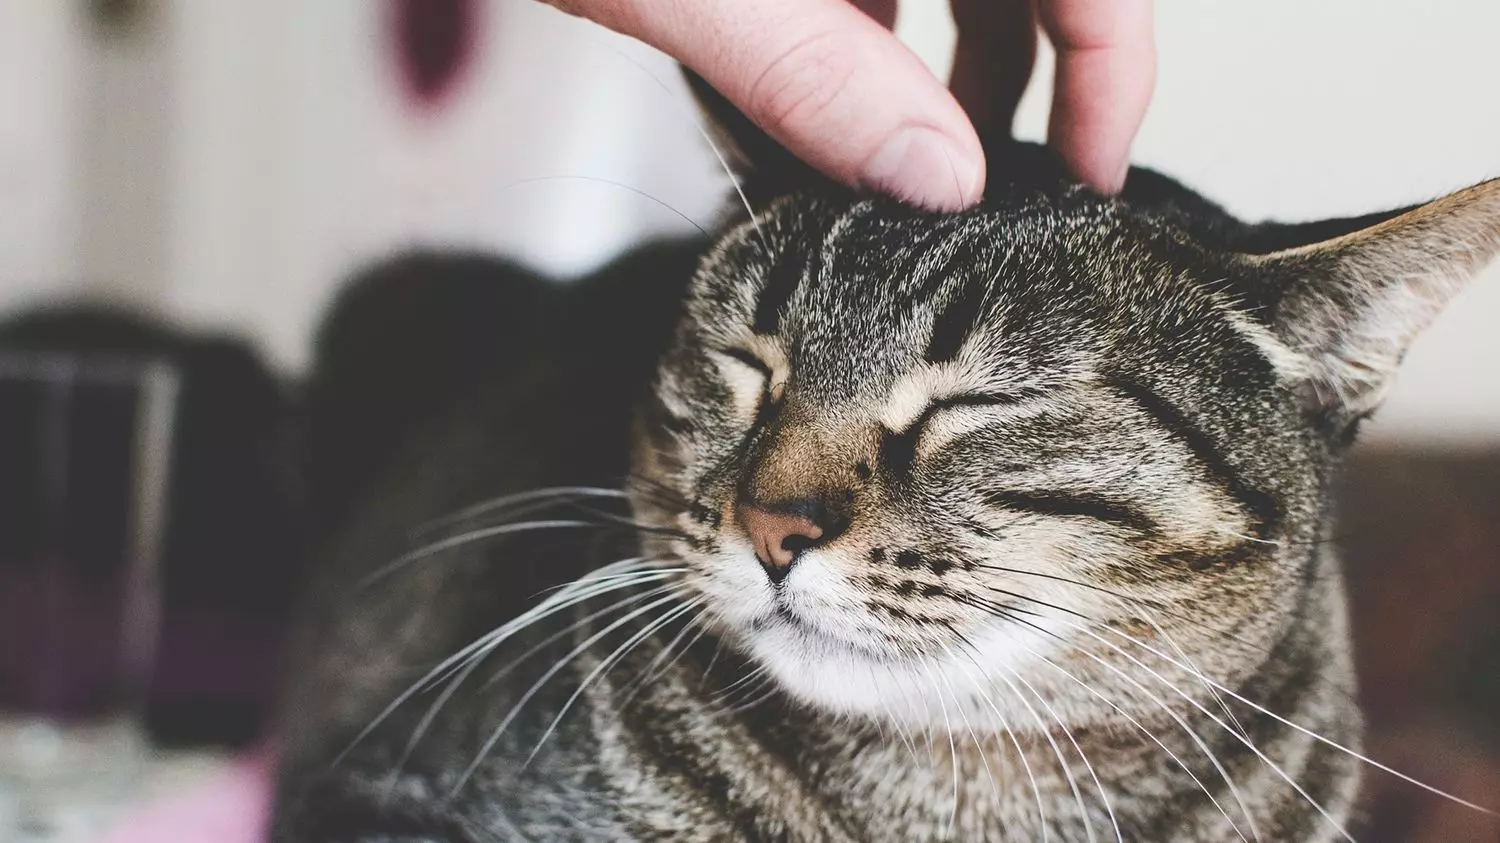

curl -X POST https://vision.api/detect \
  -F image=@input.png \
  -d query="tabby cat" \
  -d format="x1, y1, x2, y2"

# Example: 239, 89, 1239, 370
272, 77, 1500, 841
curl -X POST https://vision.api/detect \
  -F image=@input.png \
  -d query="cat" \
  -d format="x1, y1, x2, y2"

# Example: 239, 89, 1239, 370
271, 75, 1500, 842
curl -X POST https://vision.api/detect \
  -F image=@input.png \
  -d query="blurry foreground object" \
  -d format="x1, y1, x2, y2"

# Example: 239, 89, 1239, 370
0, 306, 300, 841
0, 347, 176, 840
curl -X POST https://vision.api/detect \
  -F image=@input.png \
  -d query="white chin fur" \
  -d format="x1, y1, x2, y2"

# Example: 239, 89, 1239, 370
742, 619, 1063, 732
702, 541, 1065, 732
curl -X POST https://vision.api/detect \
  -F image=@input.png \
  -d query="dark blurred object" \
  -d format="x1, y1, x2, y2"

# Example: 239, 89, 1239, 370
0, 347, 175, 838
390, 0, 480, 111
0, 306, 302, 748
0, 351, 171, 723
303, 252, 549, 538
88, 0, 144, 32
1341, 448, 1500, 842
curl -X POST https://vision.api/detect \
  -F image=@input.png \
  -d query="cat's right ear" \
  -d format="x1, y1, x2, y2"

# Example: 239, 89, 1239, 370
682, 69, 836, 208
1244, 178, 1500, 431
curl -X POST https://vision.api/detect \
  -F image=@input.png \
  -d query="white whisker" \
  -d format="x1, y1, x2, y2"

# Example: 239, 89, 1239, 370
364, 519, 606, 585
1097, 622, 1500, 819
986, 657, 1097, 843
451, 590, 690, 796
477, 580, 685, 692
1063, 620, 1349, 841
920, 659, 963, 836
416, 486, 629, 538
335, 558, 669, 767
1005, 662, 1122, 843
1016, 641, 1254, 843
944, 644, 1048, 842
523, 596, 705, 769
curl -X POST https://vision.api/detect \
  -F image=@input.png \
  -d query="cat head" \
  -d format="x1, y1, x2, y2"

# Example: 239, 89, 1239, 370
629, 74, 1500, 728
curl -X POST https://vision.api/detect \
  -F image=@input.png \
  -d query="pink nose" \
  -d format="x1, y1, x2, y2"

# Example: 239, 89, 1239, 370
738, 505, 824, 584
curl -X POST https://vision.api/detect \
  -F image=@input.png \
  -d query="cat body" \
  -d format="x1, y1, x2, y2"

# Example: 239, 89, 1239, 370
273, 126, 1499, 842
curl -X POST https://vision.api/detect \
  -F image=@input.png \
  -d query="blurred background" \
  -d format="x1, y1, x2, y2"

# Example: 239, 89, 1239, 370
0, 1, 1495, 841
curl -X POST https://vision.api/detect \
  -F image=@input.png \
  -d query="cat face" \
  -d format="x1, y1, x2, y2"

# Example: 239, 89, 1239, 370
628, 163, 1500, 729
630, 76, 1500, 731
632, 189, 1309, 727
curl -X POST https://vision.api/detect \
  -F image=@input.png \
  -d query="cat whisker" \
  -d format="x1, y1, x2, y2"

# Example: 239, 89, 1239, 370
451, 589, 693, 796
978, 585, 1083, 620
710, 663, 769, 704
367, 516, 689, 586
532, 564, 690, 597
919, 659, 963, 836
971, 562, 1279, 660
616, 607, 711, 709
1136, 608, 1251, 741
522, 595, 706, 771
994, 565, 1253, 745
1058, 618, 1350, 841
411, 567, 680, 700
942, 643, 1049, 843
421, 566, 679, 693
1094, 621, 1500, 819
869, 663, 924, 769
564, 502, 692, 539
364, 519, 605, 585
979, 604, 1258, 840
498, 175, 710, 237
936, 652, 1004, 826
725, 679, 782, 715
337, 557, 669, 767
699, 635, 727, 686
1212, 525, 1282, 547
1004, 660, 1121, 843
575, 34, 767, 251
1014, 639, 1255, 843
416, 486, 630, 538
985, 655, 1099, 843
477, 581, 687, 693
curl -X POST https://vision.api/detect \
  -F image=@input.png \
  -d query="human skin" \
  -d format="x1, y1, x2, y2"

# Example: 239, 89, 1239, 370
541, 0, 1156, 211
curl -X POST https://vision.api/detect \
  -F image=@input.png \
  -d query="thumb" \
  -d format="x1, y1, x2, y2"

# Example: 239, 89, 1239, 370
560, 0, 986, 212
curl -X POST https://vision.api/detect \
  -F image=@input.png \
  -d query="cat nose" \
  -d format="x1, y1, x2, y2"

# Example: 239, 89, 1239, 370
738, 500, 832, 585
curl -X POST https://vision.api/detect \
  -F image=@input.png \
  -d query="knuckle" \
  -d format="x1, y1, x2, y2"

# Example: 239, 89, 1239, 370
744, 31, 861, 131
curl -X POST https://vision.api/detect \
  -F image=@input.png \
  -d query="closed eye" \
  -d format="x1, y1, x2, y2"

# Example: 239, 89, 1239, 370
909, 390, 1040, 436
718, 347, 772, 378
882, 390, 1039, 474
712, 347, 778, 424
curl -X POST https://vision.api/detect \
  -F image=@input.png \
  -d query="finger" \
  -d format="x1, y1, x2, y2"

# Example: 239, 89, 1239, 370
948, 0, 1037, 139
550, 0, 986, 211
1037, 0, 1155, 194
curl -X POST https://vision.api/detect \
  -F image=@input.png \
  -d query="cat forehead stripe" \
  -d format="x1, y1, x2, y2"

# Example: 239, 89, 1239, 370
751, 249, 807, 335
925, 266, 990, 364
1109, 373, 1281, 539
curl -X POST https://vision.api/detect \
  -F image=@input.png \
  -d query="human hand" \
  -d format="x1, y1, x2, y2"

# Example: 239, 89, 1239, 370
544, 0, 1155, 211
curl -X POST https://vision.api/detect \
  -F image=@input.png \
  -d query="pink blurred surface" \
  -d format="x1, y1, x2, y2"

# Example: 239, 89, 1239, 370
100, 750, 272, 843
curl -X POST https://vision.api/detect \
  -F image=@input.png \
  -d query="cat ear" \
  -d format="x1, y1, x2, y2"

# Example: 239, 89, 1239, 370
680, 68, 833, 207
1246, 178, 1500, 425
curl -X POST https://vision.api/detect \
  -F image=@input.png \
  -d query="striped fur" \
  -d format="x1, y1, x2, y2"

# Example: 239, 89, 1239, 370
273, 145, 1500, 842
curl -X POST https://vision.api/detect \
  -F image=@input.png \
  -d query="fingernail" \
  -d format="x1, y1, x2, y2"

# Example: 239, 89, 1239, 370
861, 127, 984, 212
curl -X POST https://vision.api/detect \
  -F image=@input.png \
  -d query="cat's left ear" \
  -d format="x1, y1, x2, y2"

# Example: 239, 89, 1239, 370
1246, 178, 1500, 427
680, 69, 836, 208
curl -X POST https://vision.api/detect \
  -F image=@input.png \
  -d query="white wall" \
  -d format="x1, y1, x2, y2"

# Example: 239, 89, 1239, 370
0, 1, 86, 304
1, 0, 1497, 445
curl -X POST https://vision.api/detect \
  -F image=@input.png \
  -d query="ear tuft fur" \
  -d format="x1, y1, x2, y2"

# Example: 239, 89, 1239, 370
1247, 178, 1500, 425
